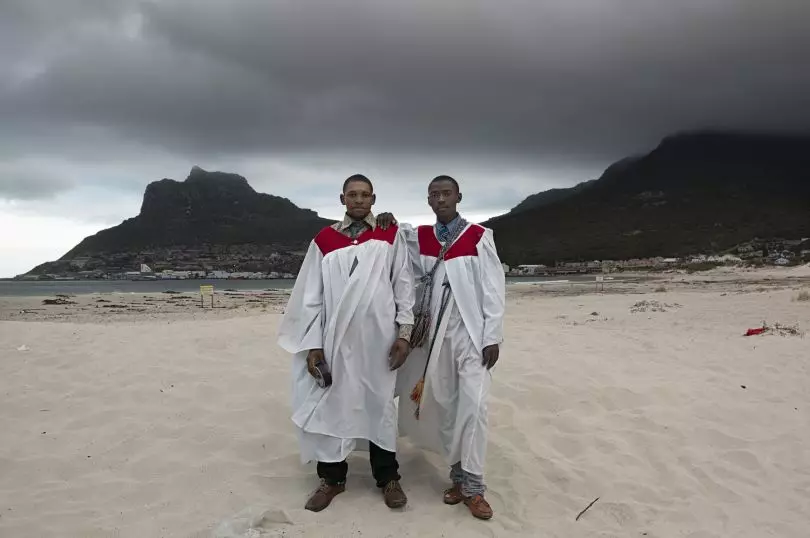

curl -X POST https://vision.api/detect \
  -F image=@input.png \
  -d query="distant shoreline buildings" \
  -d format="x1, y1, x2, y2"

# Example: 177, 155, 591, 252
15, 236, 810, 282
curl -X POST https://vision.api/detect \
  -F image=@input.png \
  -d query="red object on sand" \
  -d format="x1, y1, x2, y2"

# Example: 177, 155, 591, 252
744, 328, 767, 336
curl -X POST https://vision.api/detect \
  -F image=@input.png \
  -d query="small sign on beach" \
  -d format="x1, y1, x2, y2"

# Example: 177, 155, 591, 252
200, 284, 214, 308
595, 275, 604, 292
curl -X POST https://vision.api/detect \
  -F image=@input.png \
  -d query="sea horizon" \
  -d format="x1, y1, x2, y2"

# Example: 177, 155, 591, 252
0, 275, 617, 297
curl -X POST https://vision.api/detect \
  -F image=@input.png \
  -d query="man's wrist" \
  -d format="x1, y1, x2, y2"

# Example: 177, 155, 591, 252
397, 323, 413, 342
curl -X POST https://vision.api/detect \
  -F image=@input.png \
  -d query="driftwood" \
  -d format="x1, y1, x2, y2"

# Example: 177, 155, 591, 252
575, 497, 600, 521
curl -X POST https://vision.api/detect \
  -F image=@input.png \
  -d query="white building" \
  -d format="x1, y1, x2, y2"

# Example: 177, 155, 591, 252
515, 264, 547, 275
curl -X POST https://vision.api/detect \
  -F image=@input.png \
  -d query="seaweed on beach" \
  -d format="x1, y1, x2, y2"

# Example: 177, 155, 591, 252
630, 300, 682, 313
43, 297, 76, 306
764, 321, 803, 337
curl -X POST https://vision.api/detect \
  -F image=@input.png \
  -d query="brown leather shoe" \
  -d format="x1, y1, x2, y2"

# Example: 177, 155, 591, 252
305, 480, 345, 512
382, 480, 407, 508
464, 494, 493, 520
443, 483, 464, 505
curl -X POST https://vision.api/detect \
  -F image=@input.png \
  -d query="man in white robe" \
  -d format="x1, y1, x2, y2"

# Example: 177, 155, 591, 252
278, 174, 415, 512
394, 175, 505, 520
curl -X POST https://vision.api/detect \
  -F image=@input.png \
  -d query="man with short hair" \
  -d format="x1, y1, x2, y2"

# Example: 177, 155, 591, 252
395, 175, 505, 520
278, 174, 414, 512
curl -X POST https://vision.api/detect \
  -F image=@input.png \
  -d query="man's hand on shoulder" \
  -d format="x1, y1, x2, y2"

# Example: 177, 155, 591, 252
377, 212, 398, 230
389, 338, 410, 370
306, 349, 325, 378
482, 344, 499, 370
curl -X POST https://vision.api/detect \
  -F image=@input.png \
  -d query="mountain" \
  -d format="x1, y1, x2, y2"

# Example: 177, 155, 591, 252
509, 179, 597, 214
28, 167, 332, 275
485, 131, 810, 265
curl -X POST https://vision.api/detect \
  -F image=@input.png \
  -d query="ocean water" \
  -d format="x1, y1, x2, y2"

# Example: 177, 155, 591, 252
0, 279, 295, 297
0, 275, 607, 297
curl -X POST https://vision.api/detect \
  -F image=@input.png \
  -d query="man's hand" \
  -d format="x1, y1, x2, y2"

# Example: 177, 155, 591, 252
377, 212, 398, 230
482, 344, 499, 370
306, 349, 325, 378
389, 338, 410, 370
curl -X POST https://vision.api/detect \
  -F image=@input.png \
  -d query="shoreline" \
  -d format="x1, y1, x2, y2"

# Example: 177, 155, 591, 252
1, 266, 808, 324
0, 274, 645, 298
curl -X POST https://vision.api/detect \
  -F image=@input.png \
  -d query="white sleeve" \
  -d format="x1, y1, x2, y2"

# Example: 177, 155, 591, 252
398, 223, 424, 282
277, 240, 325, 354
478, 228, 506, 348
391, 228, 415, 328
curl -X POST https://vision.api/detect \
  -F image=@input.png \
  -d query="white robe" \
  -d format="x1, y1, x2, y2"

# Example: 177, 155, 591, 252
395, 222, 505, 476
278, 224, 414, 463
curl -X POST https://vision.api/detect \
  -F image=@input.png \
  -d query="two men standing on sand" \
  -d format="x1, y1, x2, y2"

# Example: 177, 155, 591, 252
277, 174, 505, 520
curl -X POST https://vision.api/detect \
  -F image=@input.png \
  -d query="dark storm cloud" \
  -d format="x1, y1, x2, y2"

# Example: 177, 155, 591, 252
1, 0, 810, 203
0, 162, 75, 200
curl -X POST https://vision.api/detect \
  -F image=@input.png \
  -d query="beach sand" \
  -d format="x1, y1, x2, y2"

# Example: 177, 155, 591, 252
1, 270, 809, 537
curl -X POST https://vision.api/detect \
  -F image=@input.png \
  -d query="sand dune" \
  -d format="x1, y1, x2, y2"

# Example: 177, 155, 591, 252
1, 276, 809, 537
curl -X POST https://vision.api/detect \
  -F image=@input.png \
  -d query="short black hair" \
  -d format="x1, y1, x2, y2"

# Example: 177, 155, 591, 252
343, 174, 373, 193
429, 175, 459, 192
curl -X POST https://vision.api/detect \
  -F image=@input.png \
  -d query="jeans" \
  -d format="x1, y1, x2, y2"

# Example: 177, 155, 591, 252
317, 443, 401, 488
450, 461, 486, 496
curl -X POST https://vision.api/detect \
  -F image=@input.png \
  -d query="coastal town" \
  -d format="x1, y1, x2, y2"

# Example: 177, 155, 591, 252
14, 237, 810, 281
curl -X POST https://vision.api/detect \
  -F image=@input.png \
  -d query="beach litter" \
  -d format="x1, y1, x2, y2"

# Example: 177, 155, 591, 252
17, 345, 30, 352
744, 322, 802, 337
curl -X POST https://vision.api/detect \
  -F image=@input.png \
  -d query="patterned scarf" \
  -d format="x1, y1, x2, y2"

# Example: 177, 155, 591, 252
345, 220, 368, 239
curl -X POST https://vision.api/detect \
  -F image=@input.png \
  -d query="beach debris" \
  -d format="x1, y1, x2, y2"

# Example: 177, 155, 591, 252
575, 497, 600, 521
769, 322, 802, 337
17, 345, 30, 352
630, 300, 681, 313
42, 297, 76, 306
744, 321, 802, 337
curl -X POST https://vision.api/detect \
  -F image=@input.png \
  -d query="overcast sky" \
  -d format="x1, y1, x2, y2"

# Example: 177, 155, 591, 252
2, 0, 809, 277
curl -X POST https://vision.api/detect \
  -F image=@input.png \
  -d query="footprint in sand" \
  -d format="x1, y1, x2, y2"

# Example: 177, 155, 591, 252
211, 507, 294, 538
720, 449, 763, 472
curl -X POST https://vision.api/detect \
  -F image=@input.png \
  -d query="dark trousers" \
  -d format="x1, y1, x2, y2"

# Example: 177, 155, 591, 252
317, 443, 400, 488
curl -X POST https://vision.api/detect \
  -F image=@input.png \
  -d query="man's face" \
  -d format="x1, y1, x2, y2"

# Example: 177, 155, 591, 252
341, 180, 375, 219
428, 179, 460, 220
